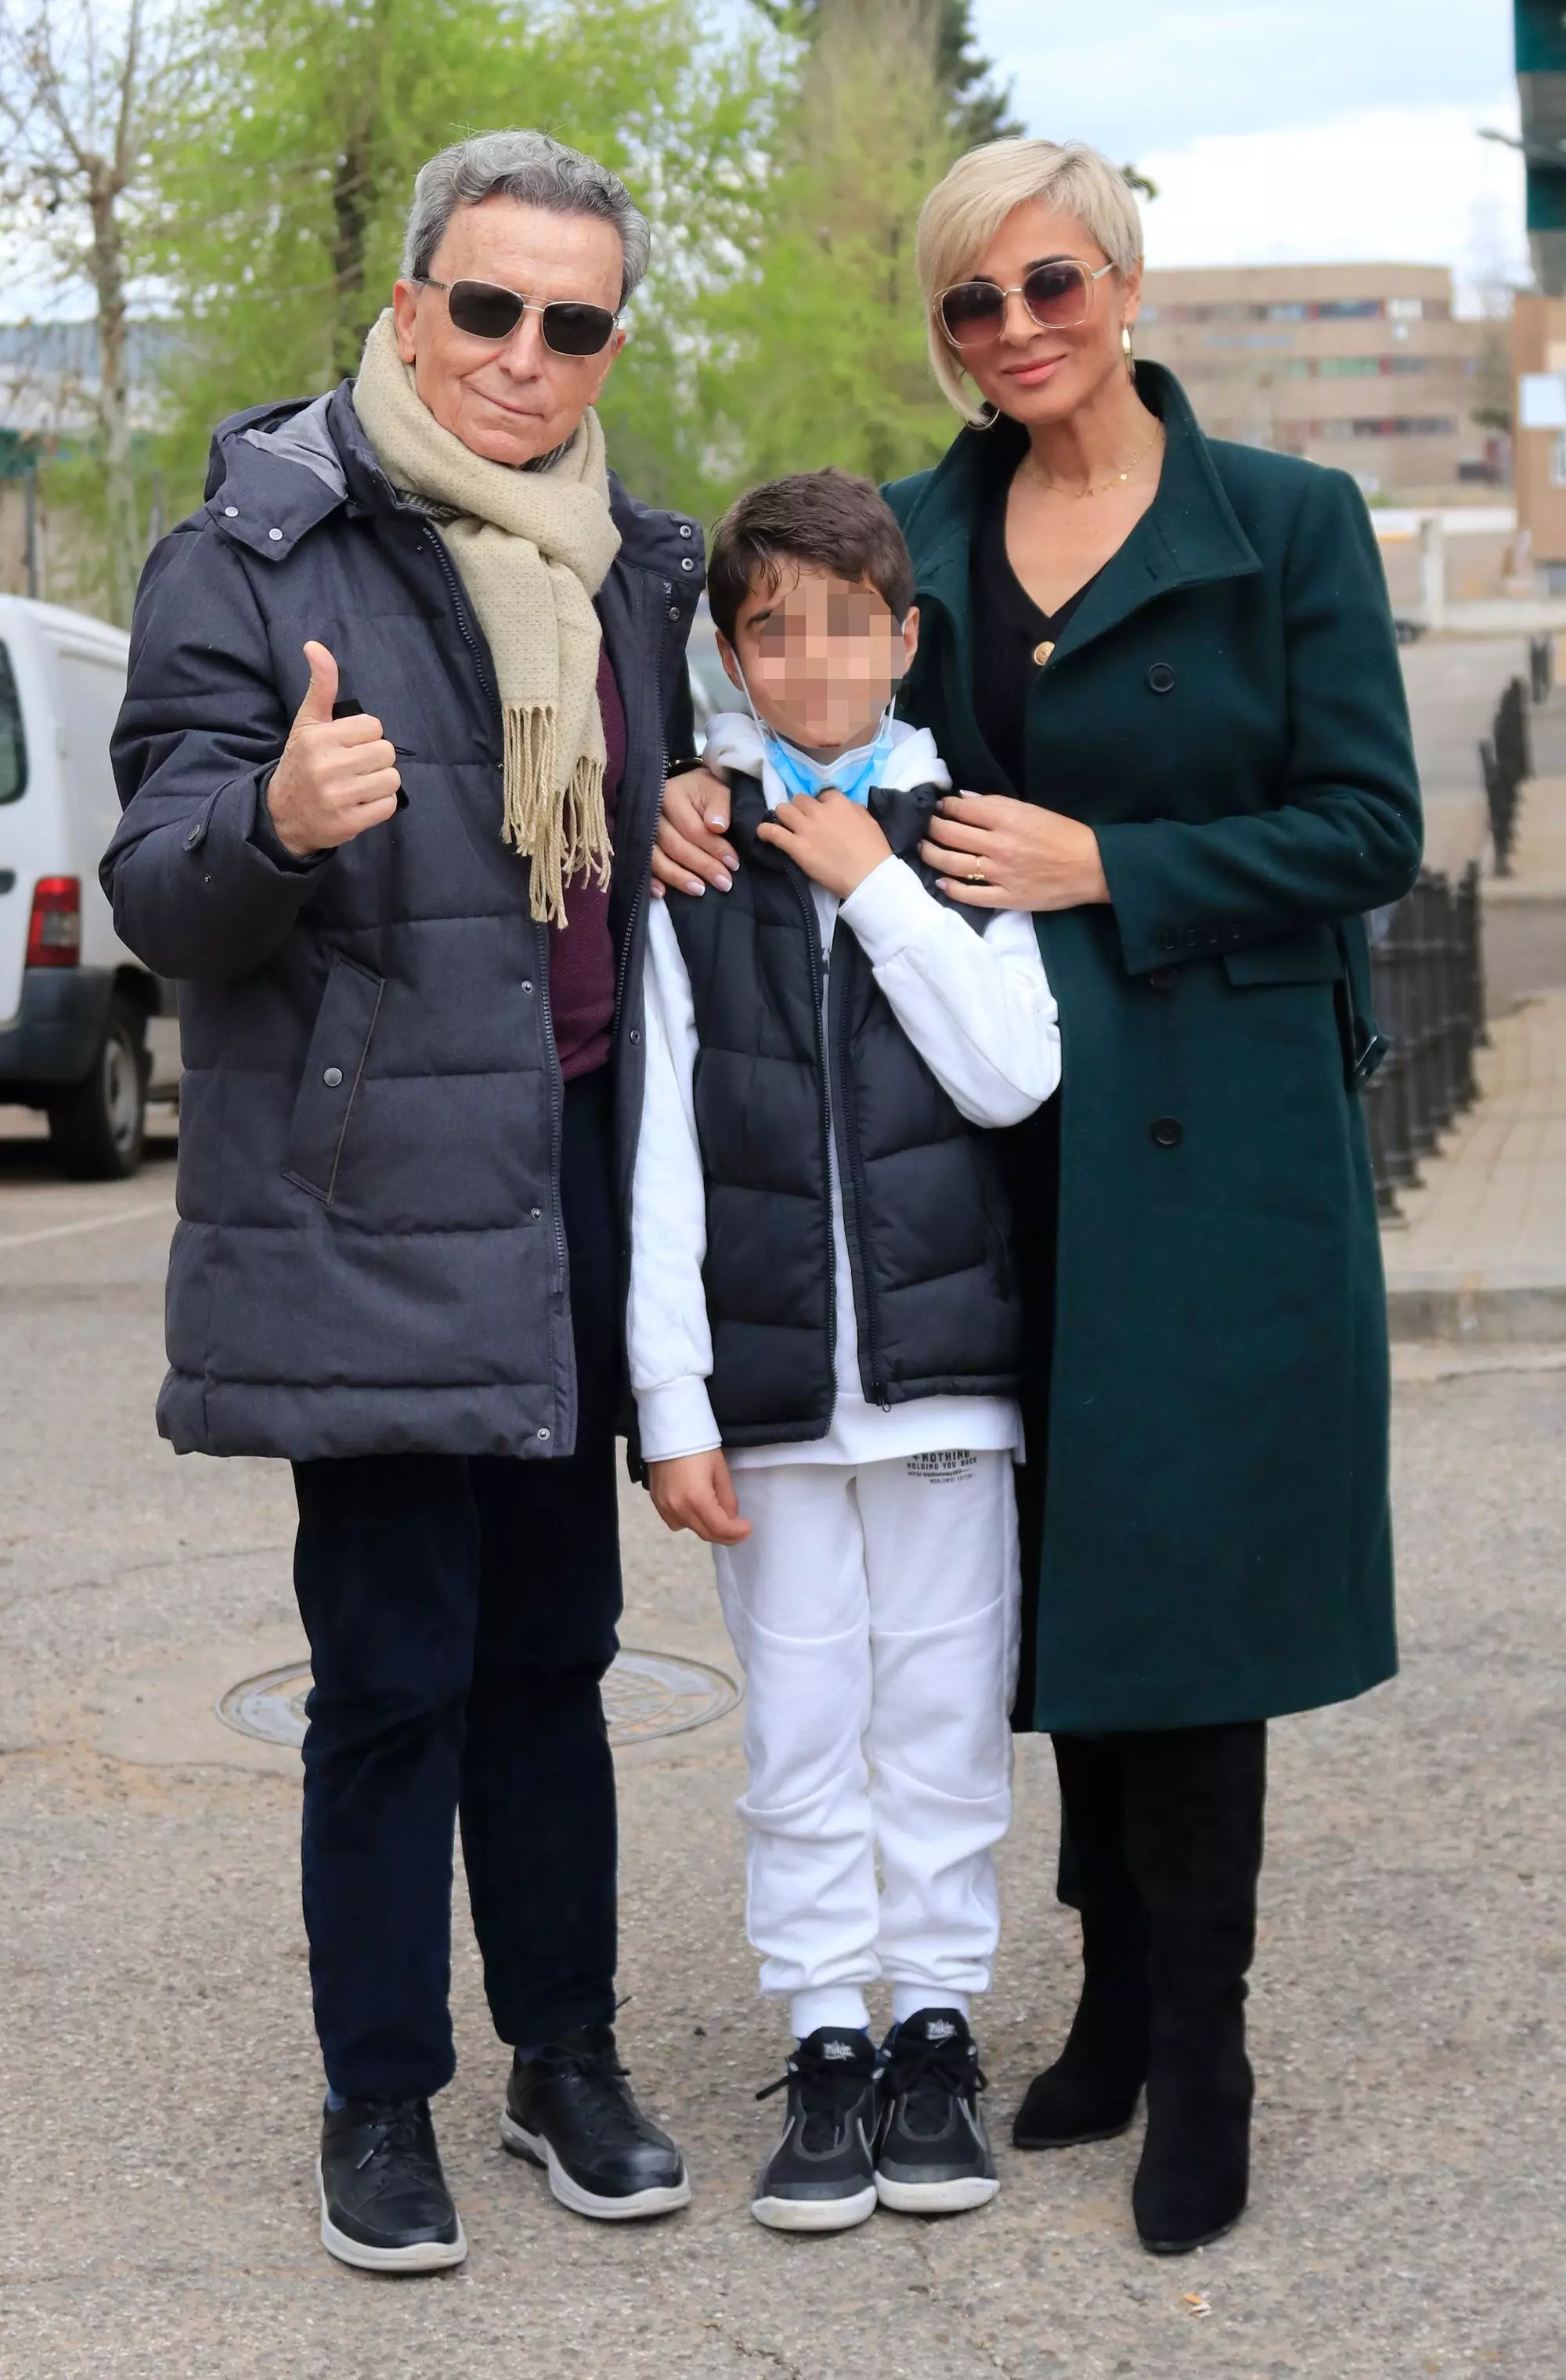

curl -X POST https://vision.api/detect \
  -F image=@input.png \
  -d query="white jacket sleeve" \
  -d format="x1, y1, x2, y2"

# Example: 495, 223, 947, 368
626, 901, 723, 1462
836, 857, 1060, 1127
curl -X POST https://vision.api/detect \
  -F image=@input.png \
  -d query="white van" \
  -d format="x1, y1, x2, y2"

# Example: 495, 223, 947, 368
0, 595, 178, 1177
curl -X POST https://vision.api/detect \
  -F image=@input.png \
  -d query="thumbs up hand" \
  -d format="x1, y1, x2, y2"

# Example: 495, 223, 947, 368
265, 642, 402, 857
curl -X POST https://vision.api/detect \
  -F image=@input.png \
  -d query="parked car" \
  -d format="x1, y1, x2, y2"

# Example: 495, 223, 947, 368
0, 595, 179, 1178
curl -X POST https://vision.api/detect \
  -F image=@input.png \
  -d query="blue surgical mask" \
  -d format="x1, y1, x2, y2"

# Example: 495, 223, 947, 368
736, 665, 897, 807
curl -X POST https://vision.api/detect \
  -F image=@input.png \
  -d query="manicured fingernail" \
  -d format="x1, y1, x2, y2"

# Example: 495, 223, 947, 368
686, 878, 704, 896
716, 871, 733, 891
706, 812, 727, 829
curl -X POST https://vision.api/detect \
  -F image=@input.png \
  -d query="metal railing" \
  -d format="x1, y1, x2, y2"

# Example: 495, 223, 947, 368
1479, 676, 1529, 875
1362, 865, 1485, 1216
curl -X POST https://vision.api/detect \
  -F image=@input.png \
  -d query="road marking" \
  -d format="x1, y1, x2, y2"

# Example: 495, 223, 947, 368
0, 1199, 175, 1252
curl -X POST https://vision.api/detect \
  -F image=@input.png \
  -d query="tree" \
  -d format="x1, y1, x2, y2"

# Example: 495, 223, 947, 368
0, 0, 196, 622
698, 0, 959, 496
766, 0, 1016, 148
150, 0, 771, 514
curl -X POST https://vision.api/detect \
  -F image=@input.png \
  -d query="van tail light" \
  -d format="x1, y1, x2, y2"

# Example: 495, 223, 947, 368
27, 876, 82, 968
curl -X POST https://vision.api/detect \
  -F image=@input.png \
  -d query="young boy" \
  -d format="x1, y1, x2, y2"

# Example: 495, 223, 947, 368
629, 470, 1060, 2232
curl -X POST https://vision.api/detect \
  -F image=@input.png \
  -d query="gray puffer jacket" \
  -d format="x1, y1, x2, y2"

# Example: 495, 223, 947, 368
103, 383, 702, 1460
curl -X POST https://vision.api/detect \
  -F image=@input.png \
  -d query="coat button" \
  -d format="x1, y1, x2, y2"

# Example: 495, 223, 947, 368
536, 1426, 552, 1442
323, 1066, 344, 1088
1150, 1116, 1183, 1149
1148, 965, 1178, 992
529, 1206, 542, 1221
680, 555, 696, 572
628, 1028, 641, 1044
1147, 662, 1175, 694
668, 605, 681, 621
679, 522, 693, 538
267, 527, 284, 542
222, 506, 239, 518
183, 822, 205, 851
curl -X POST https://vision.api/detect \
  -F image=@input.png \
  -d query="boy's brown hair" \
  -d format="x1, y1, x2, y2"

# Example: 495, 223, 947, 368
705, 468, 915, 644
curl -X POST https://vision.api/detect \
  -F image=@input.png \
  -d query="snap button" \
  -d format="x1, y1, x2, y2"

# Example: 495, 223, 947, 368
1151, 1116, 1183, 1149
222, 506, 239, 518
668, 605, 681, 621
628, 1028, 641, 1044
529, 1206, 542, 1221
1147, 662, 1175, 694
323, 1066, 344, 1088
183, 822, 204, 852
679, 522, 693, 539
268, 527, 284, 542
1148, 965, 1178, 993
536, 1426, 551, 1442
680, 555, 696, 572
520, 979, 534, 994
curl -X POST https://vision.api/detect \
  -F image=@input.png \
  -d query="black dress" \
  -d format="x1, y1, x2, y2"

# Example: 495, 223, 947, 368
967, 461, 1095, 1733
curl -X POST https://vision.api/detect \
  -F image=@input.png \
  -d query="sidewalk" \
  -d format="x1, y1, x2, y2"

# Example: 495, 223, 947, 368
1381, 721, 1566, 1341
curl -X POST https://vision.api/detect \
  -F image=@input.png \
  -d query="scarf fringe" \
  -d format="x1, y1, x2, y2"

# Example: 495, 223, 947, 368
503, 701, 612, 926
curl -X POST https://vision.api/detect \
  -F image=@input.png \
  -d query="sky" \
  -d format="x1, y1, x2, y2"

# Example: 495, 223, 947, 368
972, 0, 1527, 307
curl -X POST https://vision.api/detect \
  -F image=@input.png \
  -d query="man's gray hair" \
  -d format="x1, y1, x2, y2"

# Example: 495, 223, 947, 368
402, 131, 651, 305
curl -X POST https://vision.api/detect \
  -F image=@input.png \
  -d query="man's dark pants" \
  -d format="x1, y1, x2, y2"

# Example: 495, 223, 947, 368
291, 1069, 622, 2104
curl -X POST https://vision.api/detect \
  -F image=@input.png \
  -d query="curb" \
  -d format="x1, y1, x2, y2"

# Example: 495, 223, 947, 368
1386, 1280, 1566, 1343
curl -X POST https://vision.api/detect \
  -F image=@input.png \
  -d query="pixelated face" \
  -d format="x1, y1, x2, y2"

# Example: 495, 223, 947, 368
720, 566, 918, 754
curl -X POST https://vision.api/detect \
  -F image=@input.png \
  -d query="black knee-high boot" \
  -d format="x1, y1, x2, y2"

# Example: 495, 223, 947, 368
1123, 1722, 1266, 2253
1013, 1735, 1152, 2149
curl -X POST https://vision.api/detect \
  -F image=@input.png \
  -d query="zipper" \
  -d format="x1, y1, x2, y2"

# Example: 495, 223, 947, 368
425, 517, 568, 1294
824, 926, 891, 1408
788, 869, 839, 1395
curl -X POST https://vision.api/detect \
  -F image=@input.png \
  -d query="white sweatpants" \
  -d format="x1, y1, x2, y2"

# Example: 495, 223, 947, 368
713, 1450, 1020, 2039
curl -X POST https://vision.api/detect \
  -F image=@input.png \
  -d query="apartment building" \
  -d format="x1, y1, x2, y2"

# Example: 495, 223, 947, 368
1135, 263, 1491, 494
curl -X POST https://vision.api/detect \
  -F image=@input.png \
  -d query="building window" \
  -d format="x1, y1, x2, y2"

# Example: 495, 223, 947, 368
1386, 298, 1423, 322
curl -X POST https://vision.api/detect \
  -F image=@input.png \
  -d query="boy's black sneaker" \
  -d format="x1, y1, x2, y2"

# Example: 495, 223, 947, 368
874, 2008, 998, 2216
751, 2027, 879, 2232
501, 2025, 691, 2220
317, 2097, 467, 2272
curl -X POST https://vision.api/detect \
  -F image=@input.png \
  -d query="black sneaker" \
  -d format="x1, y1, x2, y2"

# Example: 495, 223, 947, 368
751, 2027, 879, 2233
874, 2008, 998, 2216
501, 2025, 691, 2220
317, 2097, 467, 2272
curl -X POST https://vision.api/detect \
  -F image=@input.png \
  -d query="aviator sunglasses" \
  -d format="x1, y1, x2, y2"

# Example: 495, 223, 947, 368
415, 275, 619, 356
937, 257, 1114, 351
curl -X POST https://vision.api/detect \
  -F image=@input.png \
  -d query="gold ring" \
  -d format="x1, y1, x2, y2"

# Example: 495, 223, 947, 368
965, 868, 987, 885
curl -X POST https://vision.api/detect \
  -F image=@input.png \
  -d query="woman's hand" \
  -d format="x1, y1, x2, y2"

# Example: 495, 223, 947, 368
648, 1451, 752, 1546
653, 766, 737, 898
919, 793, 1110, 911
756, 787, 893, 900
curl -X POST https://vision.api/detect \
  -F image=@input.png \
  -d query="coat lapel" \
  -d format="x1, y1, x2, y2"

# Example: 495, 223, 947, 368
904, 365, 1262, 694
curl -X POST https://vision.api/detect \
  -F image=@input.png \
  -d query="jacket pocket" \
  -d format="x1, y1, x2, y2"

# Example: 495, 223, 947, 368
1222, 926, 1344, 987
282, 951, 385, 1203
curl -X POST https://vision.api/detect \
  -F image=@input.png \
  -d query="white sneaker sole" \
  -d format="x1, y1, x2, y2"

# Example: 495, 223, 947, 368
500, 2111, 691, 2220
316, 2159, 468, 2272
750, 2185, 879, 2234
875, 2172, 1000, 2216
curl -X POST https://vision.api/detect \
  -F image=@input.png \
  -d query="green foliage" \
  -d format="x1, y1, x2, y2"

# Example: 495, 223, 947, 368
149, 0, 773, 515
766, 0, 1018, 146
695, 0, 961, 505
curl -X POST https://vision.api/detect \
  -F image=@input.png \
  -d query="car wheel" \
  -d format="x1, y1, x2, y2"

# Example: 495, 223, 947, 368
47, 993, 149, 1180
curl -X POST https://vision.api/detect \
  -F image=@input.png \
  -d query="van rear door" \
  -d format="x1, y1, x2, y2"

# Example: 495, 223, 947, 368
0, 634, 33, 1030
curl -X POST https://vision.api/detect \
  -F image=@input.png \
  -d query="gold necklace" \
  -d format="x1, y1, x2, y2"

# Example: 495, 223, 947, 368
1023, 420, 1164, 500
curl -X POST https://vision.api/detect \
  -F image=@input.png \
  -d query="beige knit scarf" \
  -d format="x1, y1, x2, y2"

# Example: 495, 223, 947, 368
354, 308, 621, 925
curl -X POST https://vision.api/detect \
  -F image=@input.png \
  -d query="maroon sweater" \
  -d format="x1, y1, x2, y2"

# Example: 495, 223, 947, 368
550, 643, 626, 1081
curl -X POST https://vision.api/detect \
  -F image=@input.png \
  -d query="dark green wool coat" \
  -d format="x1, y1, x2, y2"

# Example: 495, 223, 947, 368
884, 362, 1422, 1734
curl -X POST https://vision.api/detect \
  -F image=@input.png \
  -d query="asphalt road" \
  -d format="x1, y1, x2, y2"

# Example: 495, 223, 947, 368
0, 1123, 1561, 2380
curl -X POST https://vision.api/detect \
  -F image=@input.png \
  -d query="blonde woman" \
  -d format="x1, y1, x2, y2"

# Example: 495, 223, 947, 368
656, 139, 1421, 2255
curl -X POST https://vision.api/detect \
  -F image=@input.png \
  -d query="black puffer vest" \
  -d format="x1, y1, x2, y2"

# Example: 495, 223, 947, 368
662, 775, 1023, 1448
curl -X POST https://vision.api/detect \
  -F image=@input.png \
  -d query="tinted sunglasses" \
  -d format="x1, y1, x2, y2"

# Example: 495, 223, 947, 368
937, 258, 1114, 351
416, 276, 619, 356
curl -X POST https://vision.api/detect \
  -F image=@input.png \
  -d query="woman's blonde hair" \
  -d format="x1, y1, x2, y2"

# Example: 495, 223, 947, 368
916, 139, 1145, 424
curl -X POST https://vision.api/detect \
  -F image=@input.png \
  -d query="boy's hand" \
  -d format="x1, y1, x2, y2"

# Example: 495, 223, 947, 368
648, 1451, 752, 1545
756, 787, 893, 900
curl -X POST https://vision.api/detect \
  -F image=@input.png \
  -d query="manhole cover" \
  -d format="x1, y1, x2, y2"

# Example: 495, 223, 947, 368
216, 1647, 740, 1751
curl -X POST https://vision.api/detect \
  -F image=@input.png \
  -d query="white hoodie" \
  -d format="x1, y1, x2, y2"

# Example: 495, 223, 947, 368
629, 713, 1061, 1470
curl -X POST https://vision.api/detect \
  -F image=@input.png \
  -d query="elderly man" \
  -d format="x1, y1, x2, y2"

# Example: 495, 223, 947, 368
103, 132, 703, 2271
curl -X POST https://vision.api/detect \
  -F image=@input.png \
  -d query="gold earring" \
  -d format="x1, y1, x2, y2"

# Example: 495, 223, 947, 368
1122, 323, 1135, 377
